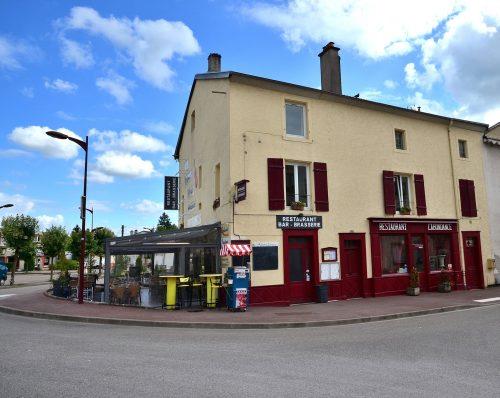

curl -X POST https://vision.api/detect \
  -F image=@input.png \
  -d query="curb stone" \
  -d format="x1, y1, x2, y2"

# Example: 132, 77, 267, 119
0, 301, 497, 329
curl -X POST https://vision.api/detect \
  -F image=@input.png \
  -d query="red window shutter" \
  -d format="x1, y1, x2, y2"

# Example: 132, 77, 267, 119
414, 174, 427, 216
383, 170, 396, 215
459, 179, 470, 217
313, 162, 329, 212
467, 180, 477, 217
267, 158, 284, 210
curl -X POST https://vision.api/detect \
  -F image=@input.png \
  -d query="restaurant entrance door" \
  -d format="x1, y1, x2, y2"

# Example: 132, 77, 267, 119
410, 235, 428, 291
463, 232, 484, 289
339, 234, 365, 298
285, 234, 316, 304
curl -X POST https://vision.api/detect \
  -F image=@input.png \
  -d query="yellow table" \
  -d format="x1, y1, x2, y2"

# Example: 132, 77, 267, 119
199, 274, 223, 308
159, 275, 185, 310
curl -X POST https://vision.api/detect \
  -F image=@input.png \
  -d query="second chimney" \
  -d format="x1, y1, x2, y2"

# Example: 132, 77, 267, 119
208, 53, 221, 72
318, 42, 342, 95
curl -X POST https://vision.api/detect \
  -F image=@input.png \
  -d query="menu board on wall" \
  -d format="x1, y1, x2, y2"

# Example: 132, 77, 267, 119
252, 244, 279, 271
320, 262, 340, 281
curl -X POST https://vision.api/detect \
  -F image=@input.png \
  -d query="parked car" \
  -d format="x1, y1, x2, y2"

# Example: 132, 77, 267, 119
0, 261, 8, 285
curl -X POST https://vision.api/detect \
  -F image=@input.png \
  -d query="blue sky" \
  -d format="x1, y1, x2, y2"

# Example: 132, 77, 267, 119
1, 0, 499, 234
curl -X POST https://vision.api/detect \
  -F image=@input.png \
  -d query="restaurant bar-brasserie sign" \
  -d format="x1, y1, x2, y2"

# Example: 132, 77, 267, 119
276, 215, 322, 229
164, 176, 179, 210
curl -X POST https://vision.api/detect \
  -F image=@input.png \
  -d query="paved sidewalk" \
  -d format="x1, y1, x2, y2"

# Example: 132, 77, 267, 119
0, 271, 58, 288
1, 285, 499, 328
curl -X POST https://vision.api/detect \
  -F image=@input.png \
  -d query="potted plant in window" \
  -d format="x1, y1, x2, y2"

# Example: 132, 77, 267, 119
438, 269, 452, 293
399, 206, 411, 215
406, 267, 420, 296
290, 201, 305, 211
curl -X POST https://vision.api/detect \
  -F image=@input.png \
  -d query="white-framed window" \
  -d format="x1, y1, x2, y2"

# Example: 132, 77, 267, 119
458, 139, 468, 158
285, 102, 306, 137
394, 129, 406, 150
285, 162, 310, 207
394, 174, 411, 212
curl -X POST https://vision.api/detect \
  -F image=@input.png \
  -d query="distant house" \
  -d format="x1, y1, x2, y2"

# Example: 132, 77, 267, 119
174, 43, 494, 305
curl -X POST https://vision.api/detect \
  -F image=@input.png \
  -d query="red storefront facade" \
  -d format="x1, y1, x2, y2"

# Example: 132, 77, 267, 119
368, 218, 466, 296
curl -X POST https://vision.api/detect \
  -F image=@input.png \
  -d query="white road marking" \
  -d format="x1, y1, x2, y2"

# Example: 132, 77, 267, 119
0, 294, 16, 299
474, 297, 500, 303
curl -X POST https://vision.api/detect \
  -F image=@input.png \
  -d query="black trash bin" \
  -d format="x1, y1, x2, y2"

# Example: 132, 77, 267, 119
315, 284, 328, 303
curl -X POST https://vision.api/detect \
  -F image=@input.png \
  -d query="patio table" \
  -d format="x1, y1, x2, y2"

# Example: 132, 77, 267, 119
199, 274, 223, 308
159, 275, 185, 310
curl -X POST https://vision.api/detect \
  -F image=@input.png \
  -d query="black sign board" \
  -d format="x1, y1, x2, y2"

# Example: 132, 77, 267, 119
164, 176, 179, 210
276, 215, 322, 229
234, 179, 249, 203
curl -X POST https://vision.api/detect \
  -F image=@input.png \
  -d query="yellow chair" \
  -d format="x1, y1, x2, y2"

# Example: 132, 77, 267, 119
207, 277, 223, 309
176, 277, 191, 308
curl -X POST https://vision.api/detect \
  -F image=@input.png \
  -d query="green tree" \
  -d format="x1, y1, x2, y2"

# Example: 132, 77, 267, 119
157, 212, 177, 232
93, 227, 115, 276
41, 226, 68, 281
68, 225, 94, 261
1, 214, 39, 285
19, 241, 37, 272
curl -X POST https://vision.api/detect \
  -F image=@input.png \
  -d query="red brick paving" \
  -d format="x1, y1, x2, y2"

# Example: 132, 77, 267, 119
1, 286, 499, 325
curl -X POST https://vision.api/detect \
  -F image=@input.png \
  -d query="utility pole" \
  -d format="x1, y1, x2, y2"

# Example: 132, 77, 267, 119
121, 225, 124, 237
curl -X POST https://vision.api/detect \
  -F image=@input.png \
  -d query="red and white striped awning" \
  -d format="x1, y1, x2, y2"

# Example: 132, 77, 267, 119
220, 244, 252, 256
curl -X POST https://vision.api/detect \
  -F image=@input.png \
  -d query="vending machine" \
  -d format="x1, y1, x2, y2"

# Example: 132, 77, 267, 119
225, 266, 250, 311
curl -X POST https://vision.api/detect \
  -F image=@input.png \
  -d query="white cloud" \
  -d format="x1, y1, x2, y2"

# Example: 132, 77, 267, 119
60, 6, 200, 90
36, 214, 64, 230
87, 199, 111, 212
143, 120, 174, 135
244, 0, 460, 58
89, 128, 169, 153
383, 80, 398, 89
9, 126, 82, 159
0, 35, 40, 69
56, 110, 76, 121
0, 192, 35, 215
0, 149, 33, 158
411, 2, 500, 123
44, 78, 78, 93
95, 151, 156, 179
158, 156, 171, 168
122, 199, 163, 214
60, 36, 94, 68
96, 72, 135, 105
21, 87, 34, 98
404, 62, 441, 90
407, 92, 445, 115
70, 159, 114, 184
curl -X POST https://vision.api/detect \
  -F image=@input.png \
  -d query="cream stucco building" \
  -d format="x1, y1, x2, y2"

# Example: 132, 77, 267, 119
483, 123, 500, 283
174, 44, 494, 305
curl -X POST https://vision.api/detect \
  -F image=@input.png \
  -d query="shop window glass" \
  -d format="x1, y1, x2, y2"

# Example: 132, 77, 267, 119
411, 236, 424, 272
289, 248, 304, 281
380, 235, 408, 275
428, 234, 451, 271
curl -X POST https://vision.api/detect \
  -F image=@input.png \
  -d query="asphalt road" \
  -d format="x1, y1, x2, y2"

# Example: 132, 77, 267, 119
0, 306, 499, 397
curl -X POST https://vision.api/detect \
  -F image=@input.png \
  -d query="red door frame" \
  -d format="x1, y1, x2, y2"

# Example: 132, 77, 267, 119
462, 231, 485, 289
339, 233, 367, 298
283, 229, 320, 303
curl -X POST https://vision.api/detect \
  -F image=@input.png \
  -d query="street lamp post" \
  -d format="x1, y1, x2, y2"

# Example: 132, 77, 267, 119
86, 207, 94, 273
0, 204, 14, 209
46, 130, 88, 304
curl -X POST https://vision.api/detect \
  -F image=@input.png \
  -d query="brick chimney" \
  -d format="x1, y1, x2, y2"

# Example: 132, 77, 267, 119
318, 42, 342, 95
207, 53, 221, 72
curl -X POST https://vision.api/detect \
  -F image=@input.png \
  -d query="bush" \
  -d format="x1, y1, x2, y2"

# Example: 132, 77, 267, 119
53, 258, 79, 273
